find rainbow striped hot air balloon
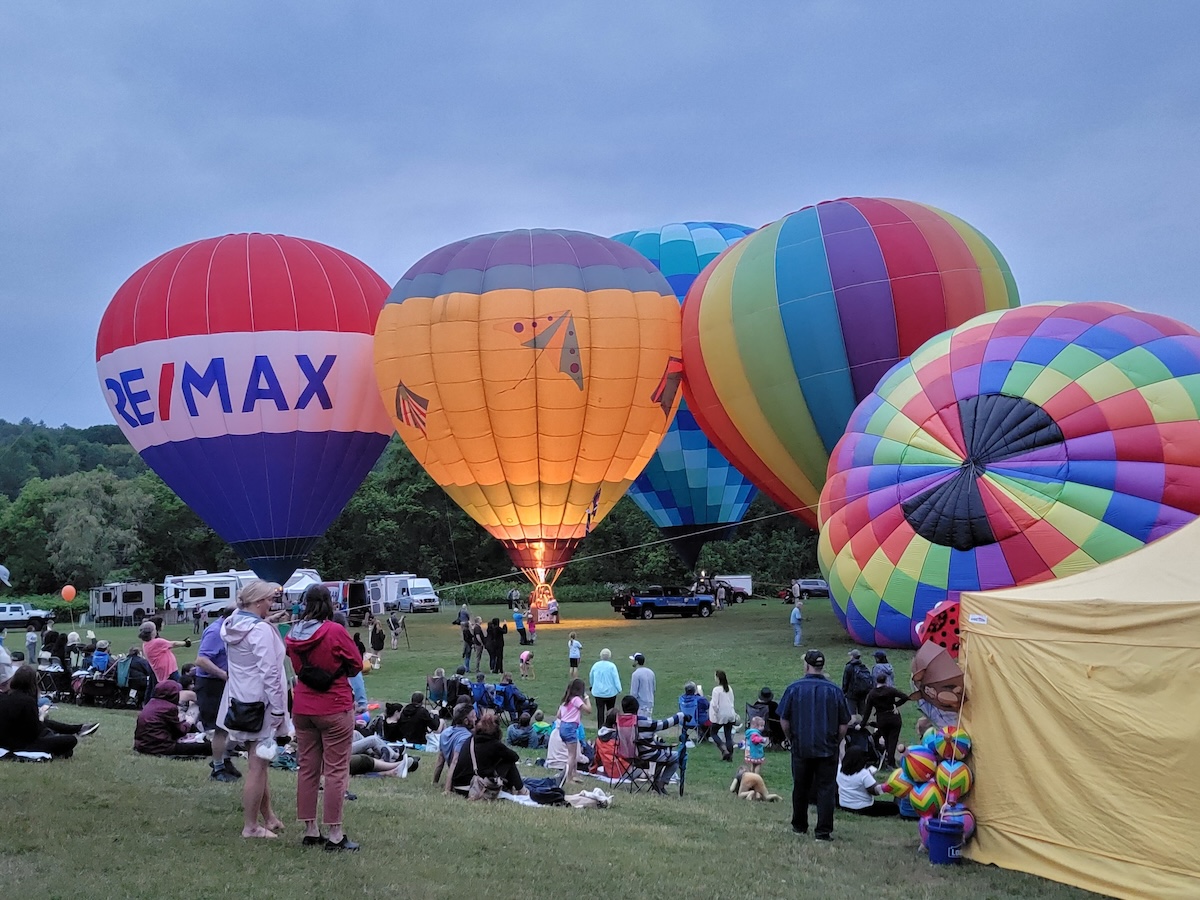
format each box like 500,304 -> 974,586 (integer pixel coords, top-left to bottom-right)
682,197 -> 1019,527
96,234 -> 394,583
819,302 -> 1200,647
612,222 -> 758,567
373,229 -> 682,586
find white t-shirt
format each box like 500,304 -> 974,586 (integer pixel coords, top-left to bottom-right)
836,769 -> 877,809
568,639 -> 582,659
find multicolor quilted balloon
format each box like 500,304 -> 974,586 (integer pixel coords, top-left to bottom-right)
884,766 -> 915,798
612,223 -> 758,567
933,725 -> 973,761
908,780 -> 946,817
820,302 -> 1200,647
935,759 -> 974,802
682,197 -> 1019,527
940,803 -> 977,841
902,745 -> 939,784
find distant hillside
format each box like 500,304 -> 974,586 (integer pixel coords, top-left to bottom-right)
0,419 -> 146,500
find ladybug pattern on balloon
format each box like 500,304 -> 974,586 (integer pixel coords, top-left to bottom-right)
96,234 -> 395,584
902,745 -> 939,784
935,759 -> 973,802
919,599 -> 961,657
819,302 -> 1200,647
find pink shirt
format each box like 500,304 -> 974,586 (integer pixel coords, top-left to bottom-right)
143,638 -> 180,683
558,696 -> 584,724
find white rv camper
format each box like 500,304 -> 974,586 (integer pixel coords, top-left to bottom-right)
88,582 -> 157,626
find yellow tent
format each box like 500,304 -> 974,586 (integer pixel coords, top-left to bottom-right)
960,519 -> 1200,900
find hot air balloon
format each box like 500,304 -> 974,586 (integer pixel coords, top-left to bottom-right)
96,234 -> 394,584
682,197 -> 1020,528
373,229 -> 682,593
819,302 -> 1200,647
611,222 -> 757,567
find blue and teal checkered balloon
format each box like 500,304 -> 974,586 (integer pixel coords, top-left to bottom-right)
611,223 -> 758,567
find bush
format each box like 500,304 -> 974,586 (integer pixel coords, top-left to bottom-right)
438,581 -> 616,606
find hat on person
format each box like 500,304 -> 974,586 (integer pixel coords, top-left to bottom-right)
629,652 -> 645,664
848,649 -> 861,658
805,649 -> 827,668
0,645 -> 13,684
874,650 -> 887,660
684,681 -> 697,694
96,640 -> 110,651
67,631 -> 80,645
758,686 -> 773,701
0,564 -> 10,586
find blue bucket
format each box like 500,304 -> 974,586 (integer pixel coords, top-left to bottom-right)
926,818 -> 964,865
898,797 -> 919,819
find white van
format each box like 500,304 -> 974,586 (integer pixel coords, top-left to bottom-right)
89,582 -> 156,626
363,573 -> 441,616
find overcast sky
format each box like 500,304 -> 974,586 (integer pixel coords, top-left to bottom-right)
3,2 -> 1197,427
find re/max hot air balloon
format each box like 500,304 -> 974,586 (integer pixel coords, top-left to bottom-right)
682,197 -> 1020,527
611,222 -> 757,567
373,229 -> 682,590
96,234 -> 395,584
819,302 -> 1200,647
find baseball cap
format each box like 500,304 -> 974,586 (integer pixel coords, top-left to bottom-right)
848,649 -> 861,658
804,649 -> 826,668
874,650 -> 887,660
629,652 -> 645,664
0,564 -> 10,587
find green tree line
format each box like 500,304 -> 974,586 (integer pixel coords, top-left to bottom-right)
0,420 -> 818,595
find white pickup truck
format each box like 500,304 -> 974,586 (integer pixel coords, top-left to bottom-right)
0,602 -> 56,631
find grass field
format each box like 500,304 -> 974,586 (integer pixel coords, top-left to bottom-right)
1,597 -> 1099,900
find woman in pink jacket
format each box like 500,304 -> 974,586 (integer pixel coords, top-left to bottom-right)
218,580 -> 291,840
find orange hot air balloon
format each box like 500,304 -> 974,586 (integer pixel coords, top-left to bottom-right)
61,585 -> 76,602
374,229 -> 683,586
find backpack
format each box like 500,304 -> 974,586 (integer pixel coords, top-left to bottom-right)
849,662 -> 873,696
525,776 -> 567,806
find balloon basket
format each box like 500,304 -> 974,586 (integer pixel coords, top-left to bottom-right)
926,818 -> 964,865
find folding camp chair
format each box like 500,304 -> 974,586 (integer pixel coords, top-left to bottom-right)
614,713 -> 655,794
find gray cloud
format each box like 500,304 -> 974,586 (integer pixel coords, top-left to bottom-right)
2,2 -> 1198,424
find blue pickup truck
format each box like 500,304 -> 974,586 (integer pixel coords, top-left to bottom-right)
611,585 -> 717,620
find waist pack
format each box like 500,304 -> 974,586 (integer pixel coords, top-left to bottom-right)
296,644 -> 342,692
224,698 -> 266,732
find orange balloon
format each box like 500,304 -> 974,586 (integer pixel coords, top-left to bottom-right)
61,585 -> 76,602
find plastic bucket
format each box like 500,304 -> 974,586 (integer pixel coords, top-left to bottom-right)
898,797 -> 919,819
926,818 -> 964,865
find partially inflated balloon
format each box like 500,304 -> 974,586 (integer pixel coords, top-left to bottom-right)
373,229 -> 682,581
820,302 -> 1200,647
97,234 -> 394,583
612,222 -> 757,567
682,197 -> 1019,527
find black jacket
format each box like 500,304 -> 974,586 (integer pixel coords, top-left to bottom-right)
485,622 -> 508,652
450,733 -> 520,790
0,690 -> 41,751
392,702 -> 438,744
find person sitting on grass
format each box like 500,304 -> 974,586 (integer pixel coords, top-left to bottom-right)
394,692 -> 439,746
0,665 -> 98,758
134,680 -> 212,758
506,712 -> 534,747
449,710 -> 526,796
530,709 -> 552,746
836,746 -> 899,816
434,703 -> 476,790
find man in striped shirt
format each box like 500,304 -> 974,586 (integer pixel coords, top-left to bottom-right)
778,649 -> 851,841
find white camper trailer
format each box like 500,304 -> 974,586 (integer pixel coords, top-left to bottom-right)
88,582 -> 157,626
363,573 -> 441,617
164,569 -> 321,622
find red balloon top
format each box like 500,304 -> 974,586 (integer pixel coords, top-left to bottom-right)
96,233 -> 389,359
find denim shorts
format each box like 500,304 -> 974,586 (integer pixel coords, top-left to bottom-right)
559,721 -> 580,744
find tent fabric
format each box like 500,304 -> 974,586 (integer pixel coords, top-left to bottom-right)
959,520 -> 1200,900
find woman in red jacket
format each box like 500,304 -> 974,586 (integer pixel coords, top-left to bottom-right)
285,585 -> 363,852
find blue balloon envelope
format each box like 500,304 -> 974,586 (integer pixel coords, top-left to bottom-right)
611,223 -> 758,567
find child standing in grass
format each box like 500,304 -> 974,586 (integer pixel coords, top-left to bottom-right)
744,716 -> 767,775
567,633 -> 582,679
